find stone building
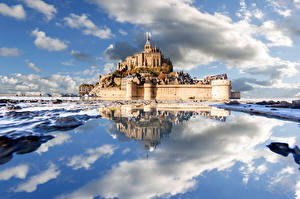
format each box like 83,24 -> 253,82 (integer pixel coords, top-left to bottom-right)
116,33 -> 172,73
78,83 -> 94,96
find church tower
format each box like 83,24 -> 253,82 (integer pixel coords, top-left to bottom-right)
144,32 -> 152,53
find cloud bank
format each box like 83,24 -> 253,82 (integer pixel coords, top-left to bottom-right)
0,73 -> 78,95
0,3 -> 26,19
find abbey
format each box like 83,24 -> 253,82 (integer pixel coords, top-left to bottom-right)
116,33 -> 172,73
82,34 -> 239,101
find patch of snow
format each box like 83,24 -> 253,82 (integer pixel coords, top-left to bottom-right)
215,103 -> 300,122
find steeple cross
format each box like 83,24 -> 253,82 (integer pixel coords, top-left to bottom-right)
146,32 -> 151,42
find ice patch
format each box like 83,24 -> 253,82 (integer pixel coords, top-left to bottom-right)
0,101 -> 102,136
215,103 -> 300,122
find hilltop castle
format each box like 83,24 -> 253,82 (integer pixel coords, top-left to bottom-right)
116,33 -> 173,73
80,34 -> 239,101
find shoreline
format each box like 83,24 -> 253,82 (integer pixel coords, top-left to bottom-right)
0,96 -> 226,106
215,102 -> 300,122
1,96 -> 300,123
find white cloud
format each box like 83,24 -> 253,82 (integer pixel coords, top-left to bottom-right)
259,21 -> 293,47
67,145 -> 116,170
295,176 -> 300,199
0,73 -> 78,95
237,1 -> 263,21
236,0 -> 252,21
0,47 -> 21,56
15,163 -> 60,193
57,115 -> 280,199
122,148 -> 130,154
0,165 -> 29,180
102,63 -> 114,74
25,60 -> 41,73
253,9 -> 264,19
22,0 -> 57,20
276,9 -> 291,17
266,0 -> 292,17
36,133 -> 71,154
0,3 -> 26,19
103,42 -> 138,62
119,29 -> 128,36
270,136 -> 296,147
64,13 -> 112,39
73,65 -> 103,84
256,164 -> 267,175
31,28 -> 68,51
268,166 -> 297,192
70,50 -> 93,62
295,0 -> 300,8
61,60 -> 74,66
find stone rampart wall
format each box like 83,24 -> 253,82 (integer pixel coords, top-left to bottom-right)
96,80 -> 231,101
96,87 -> 126,100
154,85 -> 212,100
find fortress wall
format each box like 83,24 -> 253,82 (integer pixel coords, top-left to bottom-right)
155,85 -> 212,100
96,87 -> 126,100
95,82 -> 231,101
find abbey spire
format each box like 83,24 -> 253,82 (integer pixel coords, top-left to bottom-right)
144,32 -> 152,53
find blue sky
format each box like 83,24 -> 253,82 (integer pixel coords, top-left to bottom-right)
1,0 -> 300,97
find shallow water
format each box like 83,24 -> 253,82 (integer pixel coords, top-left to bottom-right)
0,103 -> 300,199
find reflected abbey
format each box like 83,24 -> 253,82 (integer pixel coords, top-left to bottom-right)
99,105 -> 230,150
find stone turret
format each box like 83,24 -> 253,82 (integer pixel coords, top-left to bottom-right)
144,78 -> 153,100
211,80 -> 231,101
126,80 -> 134,100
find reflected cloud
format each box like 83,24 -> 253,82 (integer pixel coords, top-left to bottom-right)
295,177 -> 300,199
122,148 -> 130,154
57,114 -> 280,199
67,145 -> 117,170
0,164 -> 29,180
14,163 -> 60,193
36,133 -> 71,154
267,166 -> 297,194
256,164 -> 267,175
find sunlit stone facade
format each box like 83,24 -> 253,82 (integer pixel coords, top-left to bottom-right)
116,35 -> 172,72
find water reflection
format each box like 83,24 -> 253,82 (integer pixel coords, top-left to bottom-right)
59,109 -> 284,199
2,104 -> 300,199
98,105 -> 230,150
267,142 -> 300,168
0,134 -> 54,165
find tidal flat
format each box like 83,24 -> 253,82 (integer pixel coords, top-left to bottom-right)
0,98 -> 300,199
